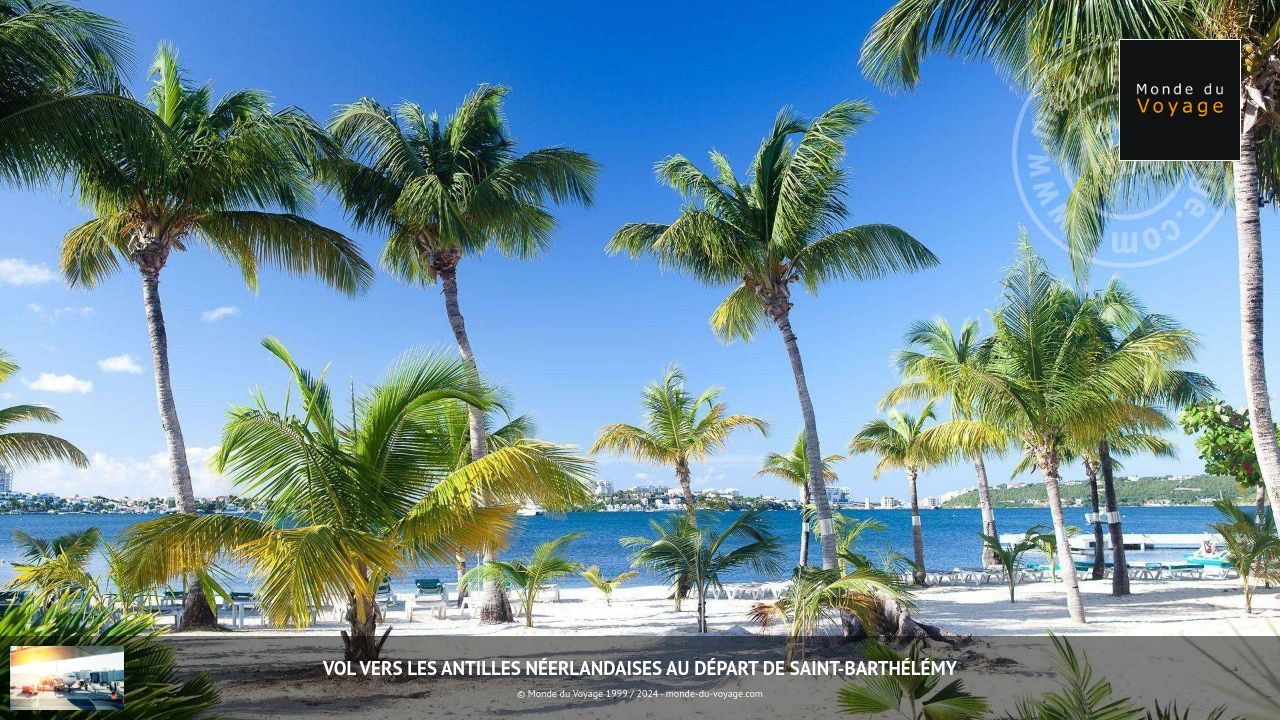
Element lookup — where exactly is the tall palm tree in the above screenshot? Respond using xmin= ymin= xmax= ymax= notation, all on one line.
xmin=609 ymin=101 xmax=938 ymax=569
xmin=756 ymin=431 xmax=844 ymax=567
xmin=0 ymin=349 xmax=88 ymax=471
xmin=917 ymin=239 xmax=1200 ymax=623
xmin=58 ymin=44 xmax=371 ymax=627
xmin=882 ymin=317 xmax=1006 ymax=567
xmin=862 ymin=0 xmax=1280 ymax=536
xmin=326 ymin=85 xmax=597 ymax=623
xmin=593 ymin=365 xmax=767 ymax=519
xmin=120 ymin=338 xmax=592 ymax=659
xmin=0 ymin=0 xmax=137 ymax=185
xmin=849 ymin=403 xmax=938 ymax=586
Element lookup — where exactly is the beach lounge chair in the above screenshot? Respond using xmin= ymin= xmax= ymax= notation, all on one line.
xmin=414 ymin=578 xmax=447 ymax=603
xmin=515 ymin=584 xmax=561 ymax=603
xmin=1160 ymin=563 xmax=1203 ymax=580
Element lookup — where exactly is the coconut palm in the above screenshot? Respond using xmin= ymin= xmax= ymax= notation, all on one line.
xmin=623 ymin=509 xmax=785 ymax=633
xmin=609 ymin=100 xmax=938 ymax=570
xmin=978 ymin=527 xmax=1043 ymax=603
xmin=757 ymin=431 xmax=844 ymax=567
xmin=0 ymin=349 xmax=88 ymax=471
xmin=326 ymin=85 xmax=596 ymax=623
xmin=467 ymin=532 xmax=584 ymax=627
xmin=862 ymin=0 xmax=1280 ymax=538
xmin=916 ymin=239 xmax=1199 ymax=623
xmin=848 ymin=402 xmax=938 ymax=586
xmin=882 ymin=317 xmax=1006 ymax=567
xmin=581 ymin=566 xmax=638 ymax=606
xmin=594 ymin=366 xmax=768 ymax=519
xmin=838 ymin=641 xmax=988 ymax=720
xmin=119 ymin=338 xmax=592 ymax=659
xmin=58 ymin=44 xmax=371 ymax=628
xmin=0 ymin=0 xmax=137 ymax=184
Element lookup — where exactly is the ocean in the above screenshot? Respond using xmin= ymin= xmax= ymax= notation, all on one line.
xmin=0 ymin=506 xmax=1228 ymax=594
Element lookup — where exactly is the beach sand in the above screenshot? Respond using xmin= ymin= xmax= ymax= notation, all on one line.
xmin=170 ymin=575 xmax=1280 ymax=637
xmin=164 ymin=578 xmax=1280 ymax=719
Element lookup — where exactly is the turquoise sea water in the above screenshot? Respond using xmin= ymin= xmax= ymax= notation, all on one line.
xmin=0 ymin=506 xmax=1227 ymax=594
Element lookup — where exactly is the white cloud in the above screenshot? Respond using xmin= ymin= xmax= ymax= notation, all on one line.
xmin=201 ymin=306 xmax=240 ymax=323
xmin=634 ymin=472 xmax=651 ymax=481
xmin=16 ymin=447 xmax=227 ymax=498
xmin=0 ymin=258 xmax=55 ymax=286
xmin=26 ymin=372 xmax=93 ymax=394
xmin=28 ymin=304 xmax=95 ymax=322
xmin=0 ymin=392 xmax=12 ymax=400
xmin=98 ymin=354 xmax=144 ymax=374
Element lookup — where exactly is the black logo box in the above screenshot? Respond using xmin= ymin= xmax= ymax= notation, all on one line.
xmin=1119 ymin=38 xmax=1240 ymax=161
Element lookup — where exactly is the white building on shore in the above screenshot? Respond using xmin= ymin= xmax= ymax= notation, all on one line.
xmin=0 ymin=464 xmax=11 ymax=494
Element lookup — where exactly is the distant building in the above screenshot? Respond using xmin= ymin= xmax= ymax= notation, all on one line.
xmin=0 ymin=465 xmax=11 ymax=494
xmin=924 ymin=496 xmax=940 ymax=509
xmin=593 ymin=479 xmax=614 ymax=496
xmin=825 ymin=486 xmax=851 ymax=505
xmin=863 ymin=497 xmax=873 ymax=510
xmin=879 ymin=495 xmax=900 ymax=509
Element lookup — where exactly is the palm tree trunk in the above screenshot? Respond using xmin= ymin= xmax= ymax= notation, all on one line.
xmin=1256 ymin=484 xmax=1266 ymax=521
xmin=973 ymin=452 xmax=998 ymax=567
xmin=438 ymin=261 xmax=513 ymax=624
xmin=341 ymin=594 xmax=388 ymax=661
xmin=675 ymin=457 xmax=696 ymax=518
xmin=1234 ymin=127 xmax=1280 ymax=525
xmin=799 ymin=483 xmax=810 ymax=567
xmin=1035 ymin=447 xmax=1086 ymax=623
xmin=1098 ymin=440 xmax=1129 ymax=596
xmin=1083 ymin=458 xmax=1105 ymax=580
xmin=771 ymin=309 xmax=837 ymax=570
xmin=141 ymin=269 xmax=215 ymax=630
xmin=907 ymin=467 xmax=926 ymax=586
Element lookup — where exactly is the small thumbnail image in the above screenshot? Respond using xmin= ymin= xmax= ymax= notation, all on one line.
xmin=9 ymin=646 xmax=124 ymax=711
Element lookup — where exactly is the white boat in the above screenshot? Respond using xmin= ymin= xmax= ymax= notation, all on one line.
xmin=517 ymin=503 xmax=544 ymax=517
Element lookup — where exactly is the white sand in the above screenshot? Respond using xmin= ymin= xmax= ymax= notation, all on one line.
xmin=173 ymin=575 xmax=1280 ymax=637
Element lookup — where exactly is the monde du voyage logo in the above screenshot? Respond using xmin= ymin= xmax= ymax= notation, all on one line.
xmin=1119 ymin=39 xmax=1240 ymax=161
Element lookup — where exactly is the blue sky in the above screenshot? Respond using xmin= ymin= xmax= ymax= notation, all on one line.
xmin=0 ymin=0 xmax=1271 ymax=500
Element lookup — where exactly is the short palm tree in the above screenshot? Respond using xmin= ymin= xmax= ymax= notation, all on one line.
xmin=882 ymin=317 xmax=1006 ymax=567
xmin=581 ymin=566 xmax=638 ymax=606
xmin=327 ymin=85 xmax=596 ymax=624
xmin=978 ymin=527 xmax=1043 ymax=603
xmin=848 ymin=402 xmax=937 ymax=586
xmin=59 ymin=44 xmax=372 ymax=628
xmin=467 ymin=532 xmax=584 ymax=627
xmin=917 ymin=239 xmax=1200 ymax=623
xmin=0 ymin=0 xmax=136 ymax=184
xmin=119 ymin=338 xmax=592 ymax=660
xmin=838 ymin=641 xmax=988 ymax=720
xmin=1210 ymin=499 xmax=1280 ymax=614
xmin=7 ymin=527 xmax=100 ymax=598
xmin=623 ymin=509 xmax=784 ymax=633
xmin=749 ymin=566 xmax=907 ymax=663
xmin=0 ymin=349 xmax=88 ymax=471
xmin=757 ymin=431 xmax=844 ymax=568
xmin=609 ymin=101 xmax=938 ymax=570
xmin=862 ymin=0 xmax=1280 ymax=540
xmin=593 ymin=365 xmax=768 ymax=518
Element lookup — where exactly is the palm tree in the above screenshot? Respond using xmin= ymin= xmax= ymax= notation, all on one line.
xmin=0 ymin=349 xmax=88 ymax=471
xmin=119 ymin=338 xmax=592 ymax=659
xmin=862 ymin=0 xmax=1280 ymax=537
xmin=7 ymin=527 xmax=100 ymax=598
xmin=326 ymin=85 xmax=597 ymax=624
xmin=978 ymin=528 xmax=1043 ymax=603
xmin=917 ymin=239 xmax=1199 ymax=623
xmin=593 ymin=365 xmax=768 ymax=518
xmin=882 ymin=317 xmax=1006 ymax=567
xmin=757 ymin=431 xmax=844 ymax=567
xmin=623 ymin=509 xmax=785 ymax=633
xmin=581 ymin=566 xmax=638 ymax=606
xmin=609 ymin=101 xmax=937 ymax=570
xmin=1210 ymin=499 xmax=1280 ymax=614
xmin=467 ymin=532 xmax=584 ymax=627
xmin=838 ymin=641 xmax=988 ymax=720
xmin=0 ymin=0 xmax=138 ymax=185
xmin=848 ymin=403 xmax=937 ymax=586
xmin=59 ymin=44 xmax=371 ymax=628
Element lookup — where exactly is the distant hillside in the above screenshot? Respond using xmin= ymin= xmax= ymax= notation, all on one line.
xmin=941 ymin=474 xmax=1240 ymax=508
